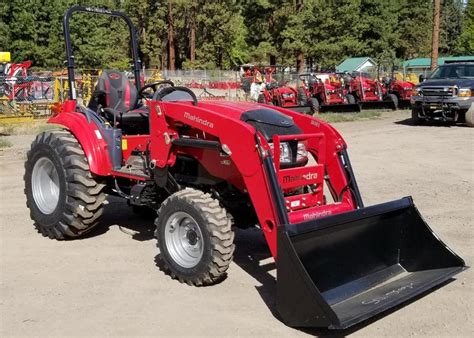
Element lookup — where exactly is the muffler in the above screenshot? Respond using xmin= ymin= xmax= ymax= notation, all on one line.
xmin=276 ymin=197 xmax=466 ymax=329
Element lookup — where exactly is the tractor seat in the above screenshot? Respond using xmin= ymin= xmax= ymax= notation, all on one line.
xmin=88 ymin=70 xmax=149 ymax=134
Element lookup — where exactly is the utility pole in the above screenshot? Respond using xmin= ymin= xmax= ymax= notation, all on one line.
xmin=430 ymin=0 xmax=441 ymax=70
xmin=168 ymin=1 xmax=176 ymax=71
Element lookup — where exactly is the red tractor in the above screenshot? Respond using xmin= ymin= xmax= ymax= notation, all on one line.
xmin=24 ymin=6 xmax=465 ymax=330
xmin=378 ymin=63 xmax=415 ymax=109
xmin=380 ymin=76 xmax=414 ymax=109
xmin=298 ymin=73 xmax=360 ymax=113
xmin=345 ymin=72 xmax=398 ymax=110
xmin=0 ymin=59 xmax=33 ymax=100
xmin=256 ymin=66 xmax=316 ymax=114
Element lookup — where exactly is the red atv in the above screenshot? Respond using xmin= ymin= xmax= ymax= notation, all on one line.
xmin=256 ymin=66 xmax=317 ymax=114
xmin=298 ymin=73 xmax=360 ymax=113
xmin=346 ymin=72 xmax=398 ymax=110
xmin=23 ymin=6 xmax=466 ymax=331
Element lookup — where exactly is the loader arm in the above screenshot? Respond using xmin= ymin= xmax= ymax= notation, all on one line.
xmin=148 ymin=101 xmax=359 ymax=257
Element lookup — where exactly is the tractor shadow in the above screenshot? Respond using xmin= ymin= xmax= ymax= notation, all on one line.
xmin=394 ymin=118 xmax=469 ymax=128
xmin=83 ymin=196 xmax=156 ymax=241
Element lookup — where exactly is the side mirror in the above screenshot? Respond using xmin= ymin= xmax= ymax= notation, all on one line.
xmin=419 ymin=74 xmax=425 ymax=83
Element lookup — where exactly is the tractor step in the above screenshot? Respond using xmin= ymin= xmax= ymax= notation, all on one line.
xmin=112 ymin=166 xmax=149 ymax=180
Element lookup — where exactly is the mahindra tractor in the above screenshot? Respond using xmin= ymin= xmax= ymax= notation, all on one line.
xmin=0 ymin=51 xmax=33 ymax=101
xmin=298 ymin=73 xmax=360 ymax=113
xmin=379 ymin=63 xmax=415 ymax=109
xmin=24 ymin=6 xmax=466 ymax=330
xmin=346 ymin=71 xmax=398 ymax=110
xmin=256 ymin=66 xmax=317 ymax=114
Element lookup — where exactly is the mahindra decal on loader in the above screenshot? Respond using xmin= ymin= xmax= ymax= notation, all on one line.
xmin=24 ymin=6 xmax=466 ymax=330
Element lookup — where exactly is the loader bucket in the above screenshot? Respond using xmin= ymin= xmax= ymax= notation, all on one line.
xmin=360 ymin=100 xmax=396 ymax=110
xmin=319 ymin=103 xmax=361 ymax=113
xmin=276 ymin=197 xmax=466 ymax=329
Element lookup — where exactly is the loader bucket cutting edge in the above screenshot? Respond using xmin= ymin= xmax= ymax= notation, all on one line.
xmin=319 ymin=104 xmax=361 ymax=113
xmin=276 ymin=197 xmax=466 ymax=329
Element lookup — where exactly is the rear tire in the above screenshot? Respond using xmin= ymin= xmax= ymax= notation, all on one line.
xmin=387 ymin=93 xmax=398 ymax=110
xmin=156 ymin=188 xmax=235 ymax=286
xmin=24 ymin=130 xmax=106 ymax=239
xmin=346 ymin=94 xmax=356 ymax=104
xmin=310 ymin=97 xmax=320 ymax=115
xmin=465 ymin=104 xmax=474 ymax=127
xmin=297 ymin=87 xmax=308 ymax=106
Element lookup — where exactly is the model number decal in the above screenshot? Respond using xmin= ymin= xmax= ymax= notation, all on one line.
xmin=361 ymin=283 xmax=415 ymax=305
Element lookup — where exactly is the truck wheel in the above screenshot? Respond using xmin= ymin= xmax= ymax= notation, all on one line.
xmin=156 ymin=188 xmax=235 ymax=286
xmin=24 ymin=130 xmax=106 ymax=239
xmin=387 ymin=94 xmax=398 ymax=110
xmin=411 ymin=108 xmax=424 ymax=125
xmin=465 ymin=104 xmax=474 ymax=127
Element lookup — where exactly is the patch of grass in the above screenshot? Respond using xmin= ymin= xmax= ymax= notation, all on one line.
xmin=316 ymin=110 xmax=382 ymax=123
xmin=0 ymin=120 xmax=60 ymax=136
xmin=0 ymin=137 xmax=12 ymax=149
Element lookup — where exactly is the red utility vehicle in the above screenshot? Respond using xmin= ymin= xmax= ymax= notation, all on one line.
xmin=298 ymin=73 xmax=360 ymax=113
xmin=24 ymin=6 xmax=465 ymax=330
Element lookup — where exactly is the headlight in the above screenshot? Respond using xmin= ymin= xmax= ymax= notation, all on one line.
xmin=282 ymin=93 xmax=294 ymax=98
xmin=458 ymin=88 xmax=472 ymax=97
xmin=269 ymin=142 xmax=292 ymax=163
xmin=412 ymin=87 xmax=421 ymax=96
xmin=269 ymin=141 xmax=308 ymax=165
xmin=296 ymin=142 xmax=308 ymax=162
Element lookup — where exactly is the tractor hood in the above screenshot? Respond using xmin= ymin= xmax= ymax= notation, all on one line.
xmin=195 ymin=101 xmax=301 ymax=140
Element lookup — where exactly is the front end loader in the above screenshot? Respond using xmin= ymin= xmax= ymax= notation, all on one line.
xmin=24 ymin=6 xmax=466 ymax=331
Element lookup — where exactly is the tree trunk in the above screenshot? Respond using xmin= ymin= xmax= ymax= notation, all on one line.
xmin=270 ymin=55 xmax=276 ymax=66
xmin=168 ymin=1 xmax=175 ymax=71
xmin=295 ymin=0 xmax=304 ymax=73
xmin=296 ymin=52 xmax=305 ymax=74
xmin=190 ymin=13 xmax=196 ymax=62
xmin=431 ymin=0 xmax=440 ymax=70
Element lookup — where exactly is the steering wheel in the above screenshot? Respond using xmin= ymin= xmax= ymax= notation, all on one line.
xmin=138 ymin=80 xmax=175 ymax=99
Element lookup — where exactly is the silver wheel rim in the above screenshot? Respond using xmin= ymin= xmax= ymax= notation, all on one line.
xmin=164 ymin=211 xmax=204 ymax=268
xmin=31 ymin=157 xmax=60 ymax=214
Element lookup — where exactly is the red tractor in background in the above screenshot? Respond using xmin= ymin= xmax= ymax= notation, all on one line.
xmin=379 ymin=65 xmax=415 ymax=109
xmin=23 ymin=6 xmax=466 ymax=332
xmin=345 ymin=71 xmax=398 ymax=110
xmin=255 ymin=65 xmax=317 ymax=114
xmin=0 ymin=56 xmax=34 ymax=101
xmin=298 ymin=73 xmax=360 ymax=113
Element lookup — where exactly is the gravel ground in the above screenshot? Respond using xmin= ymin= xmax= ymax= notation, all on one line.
xmin=0 ymin=110 xmax=472 ymax=337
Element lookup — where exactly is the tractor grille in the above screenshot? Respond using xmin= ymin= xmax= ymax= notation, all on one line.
xmin=421 ymin=86 xmax=456 ymax=97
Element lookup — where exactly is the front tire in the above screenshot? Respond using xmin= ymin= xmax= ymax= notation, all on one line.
xmin=24 ymin=130 xmax=106 ymax=239
xmin=465 ymin=104 xmax=474 ymax=127
xmin=411 ymin=108 xmax=424 ymax=125
xmin=156 ymin=188 xmax=235 ymax=286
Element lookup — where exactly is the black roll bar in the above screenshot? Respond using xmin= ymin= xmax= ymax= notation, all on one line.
xmin=63 ymin=5 xmax=141 ymax=99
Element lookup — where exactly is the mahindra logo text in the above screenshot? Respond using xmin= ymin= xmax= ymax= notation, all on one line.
xmin=283 ymin=173 xmax=318 ymax=183
xmin=303 ymin=210 xmax=332 ymax=221
xmin=183 ymin=112 xmax=214 ymax=128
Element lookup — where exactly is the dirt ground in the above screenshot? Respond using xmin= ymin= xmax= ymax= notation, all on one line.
xmin=0 ymin=110 xmax=472 ymax=337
